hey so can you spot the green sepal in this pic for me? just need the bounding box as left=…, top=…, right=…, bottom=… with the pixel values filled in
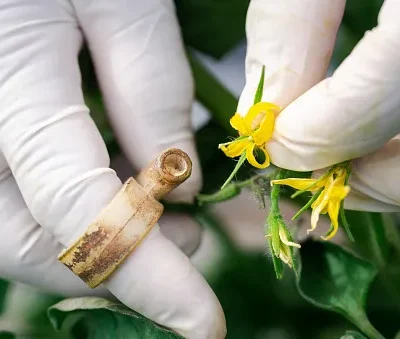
left=323, top=224, right=335, bottom=240
left=292, top=187, right=323, bottom=220
left=340, top=162, right=355, bottom=241
left=221, top=151, right=247, bottom=189
left=267, top=234, right=283, bottom=280
left=268, top=216, right=281, bottom=258
left=340, top=205, right=355, bottom=242
left=253, top=66, right=265, bottom=104
left=218, top=135, right=248, bottom=147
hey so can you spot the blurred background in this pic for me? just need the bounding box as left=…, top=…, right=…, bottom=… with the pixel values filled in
left=1, top=0, right=400, bottom=338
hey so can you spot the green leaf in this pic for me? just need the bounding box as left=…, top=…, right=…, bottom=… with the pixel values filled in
left=176, top=0, right=249, bottom=58
left=341, top=330, right=367, bottom=339
left=297, top=240, right=384, bottom=339
left=0, top=279, right=9, bottom=314
left=365, top=213, right=400, bottom=316
left=341, top=212, right=400, bottom=313
left=345, top=211, right=388, bottom=269
left=48, top=297, right=183, bottom=339
left=0, top=332, right=15, bottom=339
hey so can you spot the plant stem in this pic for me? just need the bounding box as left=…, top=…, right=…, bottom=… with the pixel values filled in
left=270, top=169, right=286, bottom=215
left=351, top=312, right=385, bottom=339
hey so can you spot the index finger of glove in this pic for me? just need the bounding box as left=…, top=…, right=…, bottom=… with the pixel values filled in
left=268, top=0, right=400, bottom=170
left=74, top=0, right=202, bottom=203
left=238, top=0, right=345, bottom=114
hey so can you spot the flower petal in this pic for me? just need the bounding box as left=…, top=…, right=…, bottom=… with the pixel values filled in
left=220, top=139, right=250, bottom=158
left=279, top=249, right=291, bottom=267
left=271, top=178, right=324, bottom=191
left=279, top=254, right=289, bottom=265
left=331, top=184, right=351, bottom=200
left=279, top=228, right=301, bottom=248
left=230, top=114, right=249, bottom=135
left=252, top=110, right=275, bottom=145
left=310, top=189, right=329, bottom=233
left=244, top=102, right=281, bottom=131
left=322, top=200, right=341, bottom=240
left=245, top=144, right=270, bottom=169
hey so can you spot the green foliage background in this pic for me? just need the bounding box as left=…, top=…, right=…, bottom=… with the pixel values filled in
left=2, top=0, right=400, bottom=338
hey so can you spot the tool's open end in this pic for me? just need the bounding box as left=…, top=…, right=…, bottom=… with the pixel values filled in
left=157, top=148, right=192, bottom=184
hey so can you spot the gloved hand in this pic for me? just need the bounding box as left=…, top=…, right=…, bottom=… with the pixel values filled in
left=0, top=1, right=225, bottom=338
left=238, top=0, right=400, bottom=212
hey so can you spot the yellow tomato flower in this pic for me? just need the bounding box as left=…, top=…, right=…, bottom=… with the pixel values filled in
left=271, top=168, right=350, bottom=240
left=310, top=170, right=350, bottom=240
left=218, top=102, right=281, bottom=169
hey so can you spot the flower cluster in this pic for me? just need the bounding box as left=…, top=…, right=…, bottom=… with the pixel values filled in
left=217, top=65, right=353, bottom=277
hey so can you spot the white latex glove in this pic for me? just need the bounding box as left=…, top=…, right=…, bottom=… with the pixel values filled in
left=0, top=1, right=226, bottom=338
left=239, top=0, right=400, bottom=212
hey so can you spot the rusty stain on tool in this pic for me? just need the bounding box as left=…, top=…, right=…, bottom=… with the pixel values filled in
left=58, top=148, right=192, bottom=288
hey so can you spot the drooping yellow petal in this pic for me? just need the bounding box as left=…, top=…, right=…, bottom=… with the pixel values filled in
left=252, top=110, right=275, bottom=145
left=245, top=144, right=270, bottom=169
left=308, top=171, right=350, bottom=239
left=271, top=178, right=326, bottom=192
left=310, top=189, right=329, bottom=233
left=219, top=138, right=250, bottom=158
left=322, top=200, right=341, bottom=240
left=244, top=102, right=281, bottom=132
left=279, top=228, right=301, bottom=248
left=230, top=113, right=249, bottom=135
left=320, top=176, right=350, bottom=240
